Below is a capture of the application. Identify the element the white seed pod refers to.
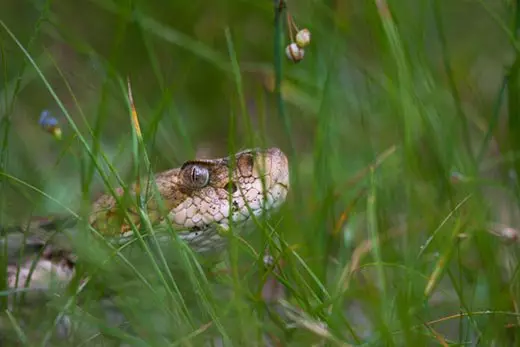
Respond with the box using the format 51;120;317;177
285;43;305;63
295;29;311;48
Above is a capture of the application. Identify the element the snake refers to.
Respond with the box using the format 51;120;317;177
89;146;290;253
3;147;290;291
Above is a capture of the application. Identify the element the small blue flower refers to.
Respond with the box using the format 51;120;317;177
39;110;58;127
39;110;62;140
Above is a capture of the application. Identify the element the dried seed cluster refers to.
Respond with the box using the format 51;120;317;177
282;3;311;63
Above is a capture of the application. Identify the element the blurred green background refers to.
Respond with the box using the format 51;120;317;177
0;0;512;215
2;0;520;345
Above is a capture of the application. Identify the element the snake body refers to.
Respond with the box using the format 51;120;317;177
1;147;289;338
3;147;289;263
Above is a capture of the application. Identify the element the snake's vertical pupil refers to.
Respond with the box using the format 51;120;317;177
190;165;210;188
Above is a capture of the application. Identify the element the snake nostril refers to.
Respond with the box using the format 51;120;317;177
224;182;238;194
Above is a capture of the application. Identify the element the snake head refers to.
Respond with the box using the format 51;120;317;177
170;147;290;253
169;147;290;230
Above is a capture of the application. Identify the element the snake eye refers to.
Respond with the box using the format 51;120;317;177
188;165;210;188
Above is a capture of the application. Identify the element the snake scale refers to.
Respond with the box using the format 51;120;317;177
3;147;290;291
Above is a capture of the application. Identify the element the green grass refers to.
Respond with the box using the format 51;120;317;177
1;0;520;345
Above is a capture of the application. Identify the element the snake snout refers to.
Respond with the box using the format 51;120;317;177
253;147;289;212
264;147;290;190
